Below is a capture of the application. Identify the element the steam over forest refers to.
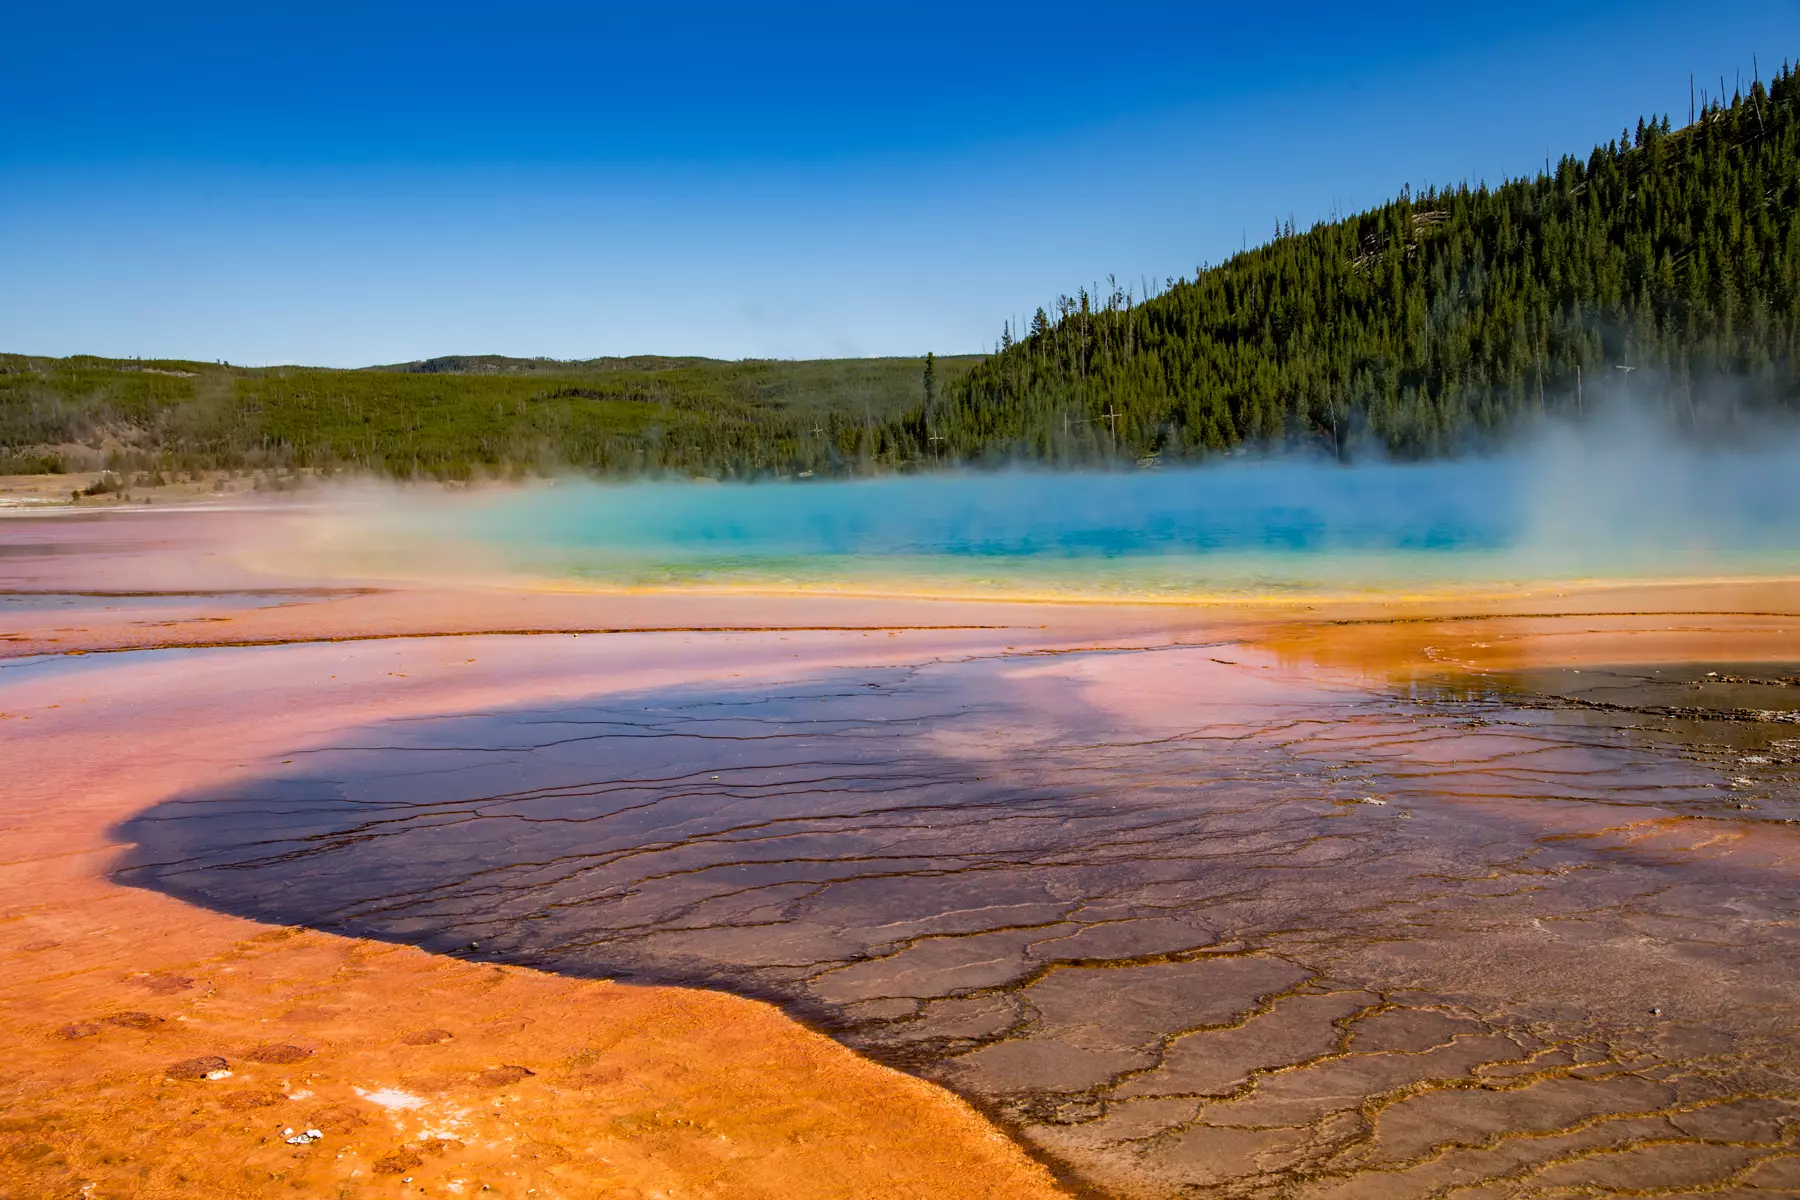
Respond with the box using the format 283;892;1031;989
7;61;1800;479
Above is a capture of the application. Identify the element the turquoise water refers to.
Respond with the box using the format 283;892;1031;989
366;450;1800;598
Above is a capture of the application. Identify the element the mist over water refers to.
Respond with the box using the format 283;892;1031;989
328;409;1800;598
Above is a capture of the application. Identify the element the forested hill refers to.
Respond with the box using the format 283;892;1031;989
930;63;1800;463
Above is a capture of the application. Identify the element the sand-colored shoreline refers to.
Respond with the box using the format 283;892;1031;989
8;573;1800;672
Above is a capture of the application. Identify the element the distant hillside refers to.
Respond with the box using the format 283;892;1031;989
0;354;979;479
929;62;1800;463
367;354;720;375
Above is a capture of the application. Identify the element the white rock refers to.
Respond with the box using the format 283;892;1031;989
353;1087;427;1111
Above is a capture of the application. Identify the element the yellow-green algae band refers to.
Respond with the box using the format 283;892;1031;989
297;438;1800;601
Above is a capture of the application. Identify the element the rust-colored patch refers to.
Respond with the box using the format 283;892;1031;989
100;1011;163;1030
473;1064;534;1087
372;1149;424;1175
4;1141;55;1162
242;1042;311;1064
564;1066;622;1088
219;1088;287;1110
302;1102;368;1134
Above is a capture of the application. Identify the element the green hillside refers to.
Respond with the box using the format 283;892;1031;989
0;354;977;479
930;64;1800;463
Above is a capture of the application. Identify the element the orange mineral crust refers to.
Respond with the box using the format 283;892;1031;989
0;633;1070;1200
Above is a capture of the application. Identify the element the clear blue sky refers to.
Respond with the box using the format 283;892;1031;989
4;1;1797;366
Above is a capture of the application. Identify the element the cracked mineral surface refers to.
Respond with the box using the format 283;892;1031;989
115;644;1800;1198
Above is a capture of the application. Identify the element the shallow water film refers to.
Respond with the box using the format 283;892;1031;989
116;645;1800;1197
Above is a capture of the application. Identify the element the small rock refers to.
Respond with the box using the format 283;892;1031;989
400;1028;454;1046
54;1023;101;1040
166;1055;231;1081
137;975;196;995
474;1065;534;1088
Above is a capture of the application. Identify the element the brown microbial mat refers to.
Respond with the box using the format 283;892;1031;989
114;646;1800;1197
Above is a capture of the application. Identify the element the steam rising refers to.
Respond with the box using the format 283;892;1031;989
300;399;1800;600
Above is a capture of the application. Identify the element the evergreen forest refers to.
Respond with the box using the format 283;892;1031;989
934;62;1800;464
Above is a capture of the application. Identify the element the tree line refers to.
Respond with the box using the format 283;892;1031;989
919;61;1800;463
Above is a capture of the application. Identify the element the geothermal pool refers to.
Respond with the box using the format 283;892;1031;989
302;439;1800;599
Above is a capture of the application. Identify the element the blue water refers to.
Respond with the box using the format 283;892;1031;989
365;449;1800;598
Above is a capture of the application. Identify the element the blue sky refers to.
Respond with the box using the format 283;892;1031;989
4;1;1797;366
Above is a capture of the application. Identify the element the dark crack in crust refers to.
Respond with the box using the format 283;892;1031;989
111;650;1800;1197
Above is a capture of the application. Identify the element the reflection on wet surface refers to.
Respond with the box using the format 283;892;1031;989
116;648;1800;1197
0;541;144;558
0;590;355;612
